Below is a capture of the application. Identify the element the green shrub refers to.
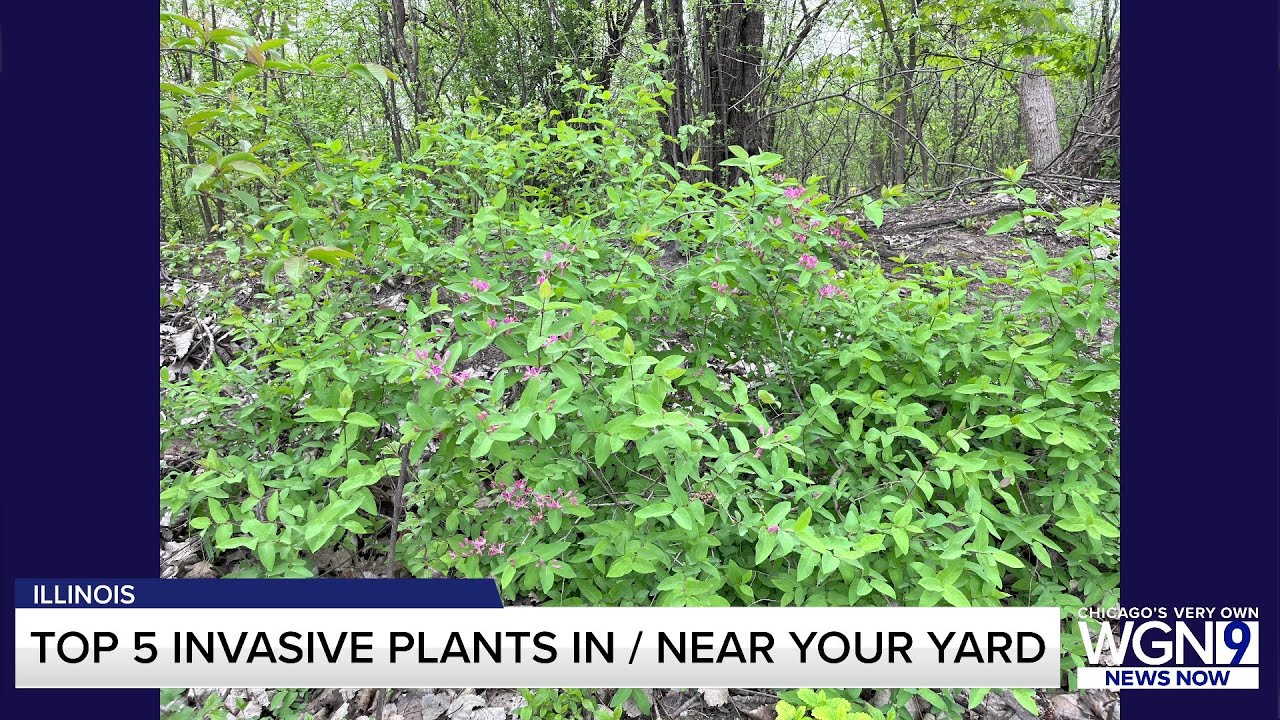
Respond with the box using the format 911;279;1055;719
162;56;1119;620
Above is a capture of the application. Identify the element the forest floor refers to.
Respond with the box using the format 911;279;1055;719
160;182;1121;720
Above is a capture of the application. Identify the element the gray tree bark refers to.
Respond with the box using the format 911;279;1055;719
1018;40;1063;171
1054;34;1120;177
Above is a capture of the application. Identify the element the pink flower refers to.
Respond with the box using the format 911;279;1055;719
503;315;518;324
488;543;505;556
826;224;843;238
795;233;808;245
766;524;780;534
523;366;543;381
798;254;818;270
458;293;471;303
470;279;490;292
417;350;450;382
768;216;782;227
450;368;474;385
819;284;838;299
537;273;548;285
487;317;499;329
770;173;786;182
784;186;804;200
544;251;553;261
759;424;774;437
477;411;489;423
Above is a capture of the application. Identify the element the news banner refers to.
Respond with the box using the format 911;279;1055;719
11;580;1261;691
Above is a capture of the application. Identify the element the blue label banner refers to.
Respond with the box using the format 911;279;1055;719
14;579;504;609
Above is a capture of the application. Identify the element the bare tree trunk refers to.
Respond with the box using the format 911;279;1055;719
698;0;766;184
1018;35;1063;171
643;0;694;173
1054;34;1120;177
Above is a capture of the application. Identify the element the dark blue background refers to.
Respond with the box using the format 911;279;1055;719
1;3;1277;718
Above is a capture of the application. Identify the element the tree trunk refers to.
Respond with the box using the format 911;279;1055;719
698;0;766;184
1054;34;1120;177
1018;38;1063;171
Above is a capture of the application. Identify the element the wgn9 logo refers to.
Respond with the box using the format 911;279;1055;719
1080;619;1259;666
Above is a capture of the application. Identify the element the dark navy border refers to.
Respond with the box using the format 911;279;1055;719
2;3;1279;719
0;2;157;714
1124;2;1280;717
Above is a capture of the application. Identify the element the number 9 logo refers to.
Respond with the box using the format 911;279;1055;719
1223;620;1251;665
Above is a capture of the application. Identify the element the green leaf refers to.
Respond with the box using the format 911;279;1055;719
306;246;358;266
357;62;395;87
344;412;379;428
755;532;778;565
990;549;1025;568
230;65;262;84
606;557;634;578
794;507;813;532
967;689;991;710
635;503;674;520
941;586;971;607
863;199;884;227
986;212;1024;235
300;407;346;422
226;160;270;183
281;256;305;284
186;163;216;193
1081;373;1119;393
1009;689;1039;715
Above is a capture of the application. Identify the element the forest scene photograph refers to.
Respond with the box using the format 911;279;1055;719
159;0;1121;717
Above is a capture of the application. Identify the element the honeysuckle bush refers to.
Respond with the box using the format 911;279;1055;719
161;52;1118;628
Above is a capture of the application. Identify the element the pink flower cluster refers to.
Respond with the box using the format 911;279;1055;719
798;254;818;270
412;350;478;386
486;315;520;330
784;186;805;200
543;329;574;347
495;478;582;526
818;284;845;300
522;366;544;381
416;350;449;381
449;534;506;560
709;280;735;295
470;278;490;292
768;216;783;228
